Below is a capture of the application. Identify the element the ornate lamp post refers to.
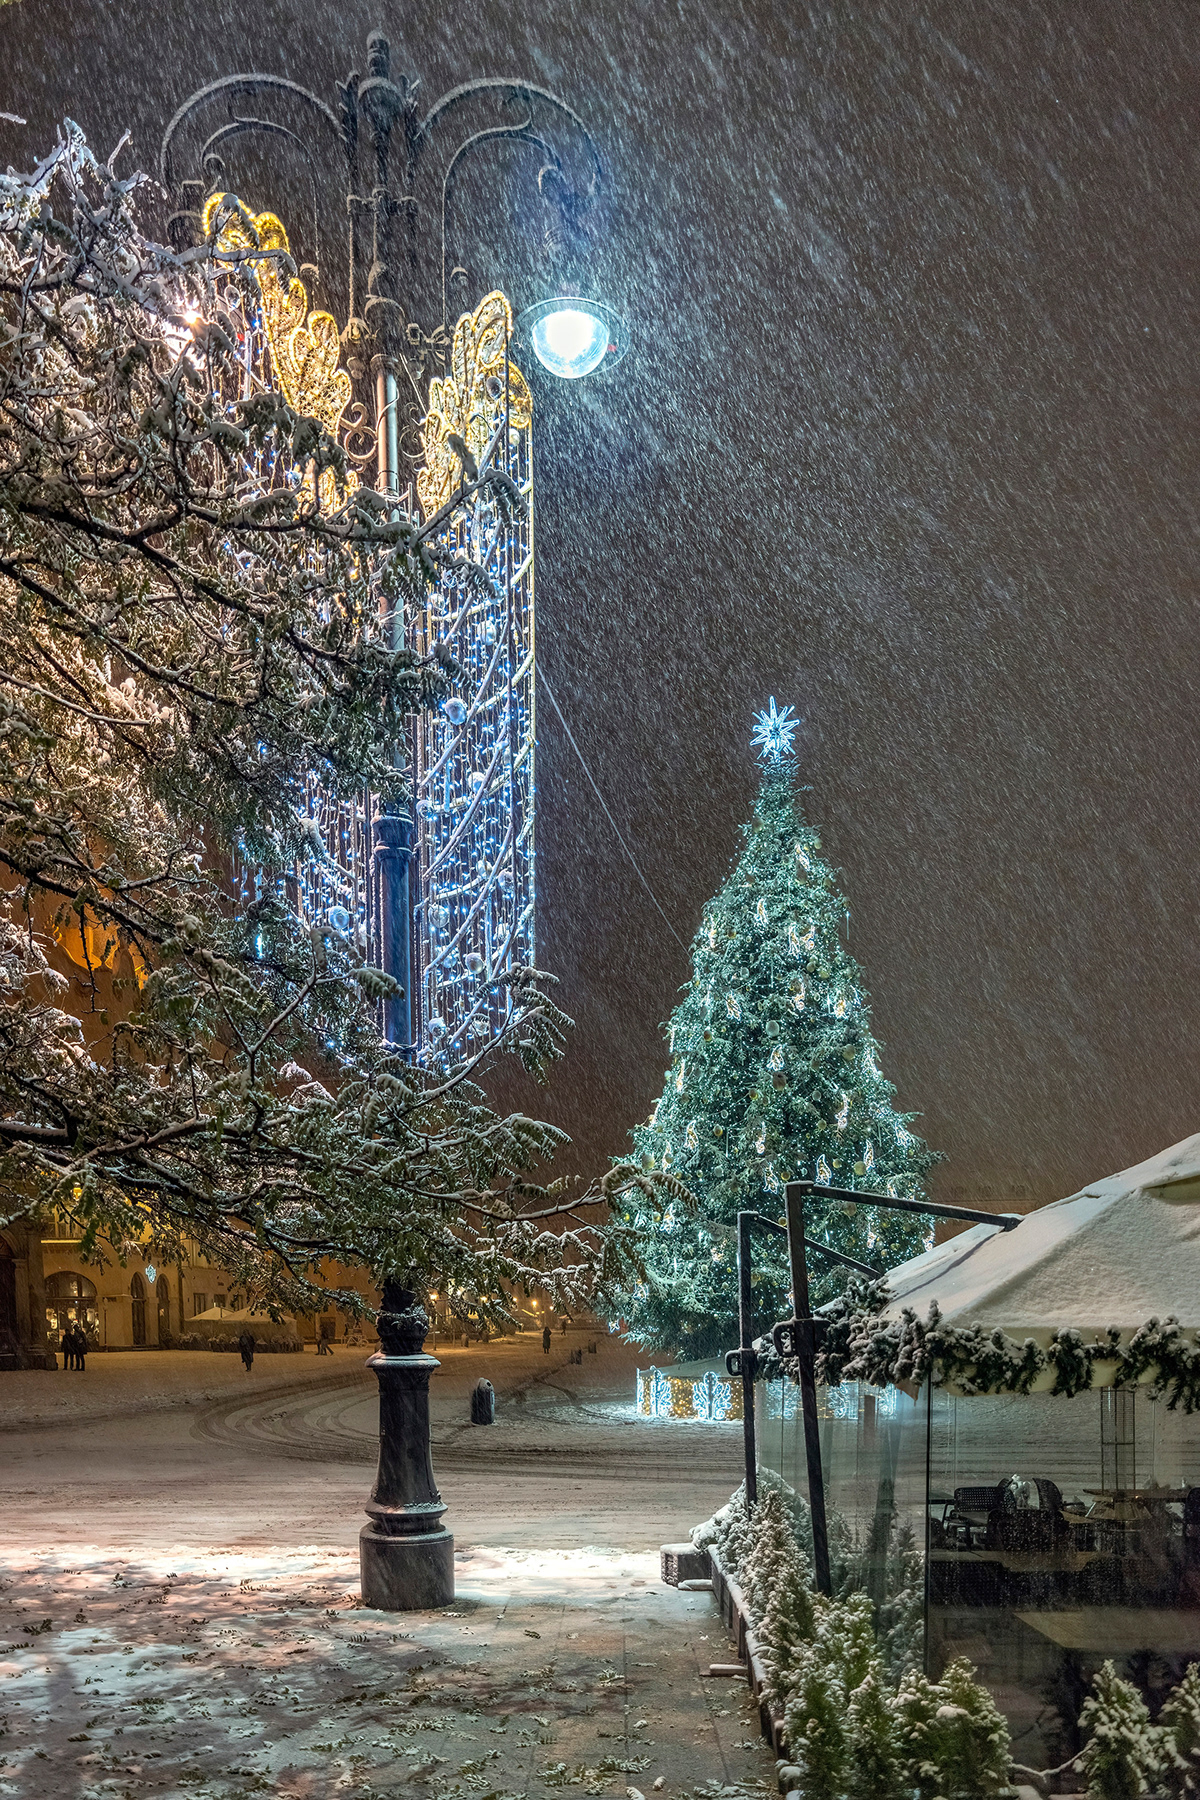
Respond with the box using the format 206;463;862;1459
160;30;620;1612
360;1280;453;1608
161;29;619;1057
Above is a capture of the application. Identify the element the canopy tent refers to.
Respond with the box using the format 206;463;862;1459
878;1129;1200;1337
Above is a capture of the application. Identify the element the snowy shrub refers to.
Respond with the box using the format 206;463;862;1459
784;1655;849;1800
704;1474;1009;1800
1078;1661;1167;1800
1160;1663;1200;1798
845;1668;906;1800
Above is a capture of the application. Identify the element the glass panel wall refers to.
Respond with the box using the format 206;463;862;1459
757;1377;929;1678
757;1377;1200;1763
928;1386;1200;1767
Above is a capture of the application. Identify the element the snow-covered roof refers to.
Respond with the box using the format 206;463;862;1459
880;1130;1200;1334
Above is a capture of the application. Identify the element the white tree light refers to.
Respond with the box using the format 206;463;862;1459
414;293;536;1065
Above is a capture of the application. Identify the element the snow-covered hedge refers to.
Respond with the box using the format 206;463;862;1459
699;1479;1200;1800
697;1478;1010;1800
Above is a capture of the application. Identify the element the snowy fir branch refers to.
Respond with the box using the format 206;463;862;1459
802;1278;1200;1413
609;752;939;1358
0;125;662;1320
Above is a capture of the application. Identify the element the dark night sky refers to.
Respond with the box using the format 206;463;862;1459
4;1;1200;1215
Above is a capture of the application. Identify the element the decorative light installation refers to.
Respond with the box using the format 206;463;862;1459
413;293;536;1063
636;1365;743;1421
202;198;378;968
204;206;537;1061
751;696;801;763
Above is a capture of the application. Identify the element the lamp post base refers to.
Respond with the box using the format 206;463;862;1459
359;1523;455;1611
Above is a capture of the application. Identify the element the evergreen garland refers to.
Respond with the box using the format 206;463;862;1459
805;1279;1200;1413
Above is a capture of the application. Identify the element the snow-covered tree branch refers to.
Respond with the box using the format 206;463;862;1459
0;124;651;1321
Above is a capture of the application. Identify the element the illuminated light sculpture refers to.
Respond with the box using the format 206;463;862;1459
201;199;379;971
413;292;536;1064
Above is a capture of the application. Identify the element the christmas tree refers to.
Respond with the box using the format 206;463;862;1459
616;701;939;1357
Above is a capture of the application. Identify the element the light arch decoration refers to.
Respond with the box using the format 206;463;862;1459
203;195;378;970
412;291;536;1062
199;201;535;1060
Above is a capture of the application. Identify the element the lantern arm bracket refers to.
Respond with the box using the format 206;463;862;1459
412;77;602;197
438;116;560;324
160;73;345;194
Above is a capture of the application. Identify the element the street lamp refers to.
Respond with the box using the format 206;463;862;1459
518;296;628;380
159;28;623;1617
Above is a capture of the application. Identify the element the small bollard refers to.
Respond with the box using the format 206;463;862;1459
470;1377;495;1424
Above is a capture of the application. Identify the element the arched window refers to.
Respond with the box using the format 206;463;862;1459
45;1270;98;1343
130;1273;146;1346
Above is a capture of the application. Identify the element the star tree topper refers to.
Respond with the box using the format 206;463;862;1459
751;697;800;763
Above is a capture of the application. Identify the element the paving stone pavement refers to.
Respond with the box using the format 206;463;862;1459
0;1545;776;1799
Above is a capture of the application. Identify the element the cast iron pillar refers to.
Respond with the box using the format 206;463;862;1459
373;807;413;1050
360;1280;454;1610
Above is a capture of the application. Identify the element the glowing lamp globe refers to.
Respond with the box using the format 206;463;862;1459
518;297;628;380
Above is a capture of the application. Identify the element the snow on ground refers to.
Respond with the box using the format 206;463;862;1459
1;1336;771;1797
0;1544;774;1798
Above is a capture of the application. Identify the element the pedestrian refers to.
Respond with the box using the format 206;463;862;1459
238;1329;255;1372
74;1326;88;1373
542;1325;551;1354
59;1326;71;1372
